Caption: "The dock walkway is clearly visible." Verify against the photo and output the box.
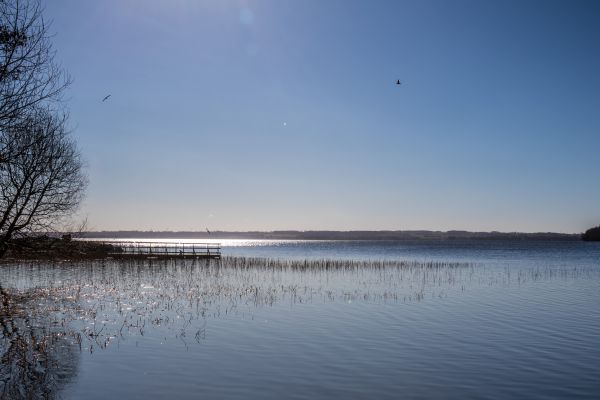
[105,241,221,259]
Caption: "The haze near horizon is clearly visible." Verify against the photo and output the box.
[46,0,600,233]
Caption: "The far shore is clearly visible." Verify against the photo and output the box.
[79,230,581,241]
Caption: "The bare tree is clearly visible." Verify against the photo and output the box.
[0,108,86,256]
[0,0,79,256]
[0,0,71,169]
[0,0,70,127]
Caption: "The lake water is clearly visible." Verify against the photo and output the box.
[1,239,599,399]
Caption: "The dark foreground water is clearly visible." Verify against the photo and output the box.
[1,239,599,399]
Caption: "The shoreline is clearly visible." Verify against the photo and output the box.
[78,230,581,241]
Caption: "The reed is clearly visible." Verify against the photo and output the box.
[1,255,597,398]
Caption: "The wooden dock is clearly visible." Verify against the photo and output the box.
[104,241,221,259]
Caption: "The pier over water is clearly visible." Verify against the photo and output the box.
[104,241,221,259]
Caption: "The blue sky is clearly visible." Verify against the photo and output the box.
[46,0,599,233]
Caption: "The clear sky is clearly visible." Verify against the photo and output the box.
[45,0,599,233]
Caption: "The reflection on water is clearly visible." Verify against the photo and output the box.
[1,256,599,399]
[0,286,80,399]
[84,237,600,265]
[2,258,478,347]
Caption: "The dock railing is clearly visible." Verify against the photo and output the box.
[103,241,221,259]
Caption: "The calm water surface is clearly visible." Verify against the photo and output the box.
[93,237,600,265]
[1,239,599,399]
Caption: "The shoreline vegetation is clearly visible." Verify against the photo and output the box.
[582,226,600,242]
[0,236,118,261]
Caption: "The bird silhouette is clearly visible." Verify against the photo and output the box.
[396,80,401,85]
[206,228,211,235]
[102,94,111,102]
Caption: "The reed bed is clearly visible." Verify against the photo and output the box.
[1,256,598,399]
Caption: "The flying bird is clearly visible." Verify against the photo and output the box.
[102,94,111,102]
[206,228,211,235]
[396,80,401,85]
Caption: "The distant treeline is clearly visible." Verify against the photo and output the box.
[582,226,600,242]
[79,230,580,241]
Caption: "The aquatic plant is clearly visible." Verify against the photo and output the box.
[1,256,597,399]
